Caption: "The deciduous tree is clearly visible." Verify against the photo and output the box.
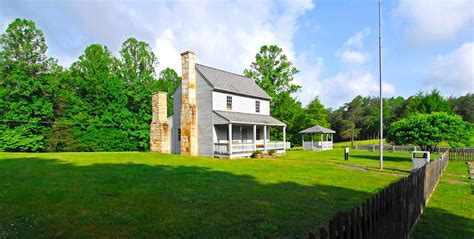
[387,112,471,152]
[0,18,58,151]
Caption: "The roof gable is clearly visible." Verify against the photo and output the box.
[195,64,271,100]
[299,125,336,134]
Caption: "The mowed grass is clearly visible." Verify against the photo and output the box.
[411,162,474,238]
[281,148,417,175]
[0,151,403,238]
[333,139,386,148]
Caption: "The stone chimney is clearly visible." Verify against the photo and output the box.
[180,50,198,156]
[150,92,170,153]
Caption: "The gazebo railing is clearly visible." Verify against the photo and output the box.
[303,141,333,150]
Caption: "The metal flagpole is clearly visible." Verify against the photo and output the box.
[378,0,384,170]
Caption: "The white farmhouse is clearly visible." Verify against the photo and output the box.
[150,51,289,158]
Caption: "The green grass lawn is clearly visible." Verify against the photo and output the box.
[0,151,402,237]
[333,139,386,148]
[411,162,474,239]
[281,148,418,175]
[334,134,474,148]
[0,150,470,237]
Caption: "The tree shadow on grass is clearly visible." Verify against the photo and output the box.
[349,154,413,174]
[0,157,372,238]
[411,207,474,239]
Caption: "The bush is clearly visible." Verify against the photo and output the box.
[253,149,263,155]
[268,149,277,155]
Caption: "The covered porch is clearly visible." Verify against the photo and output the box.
[299,125,336,151]
[213,111,290,158]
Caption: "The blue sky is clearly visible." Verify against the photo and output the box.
[1,0,473,108]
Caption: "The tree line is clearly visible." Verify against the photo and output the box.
[0,19,180,152]
[1,18,472,152]
[328,90,473,143]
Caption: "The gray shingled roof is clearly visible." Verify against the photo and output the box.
[196,64,272,100]
[299,125,336,134]
[213,111,286,126]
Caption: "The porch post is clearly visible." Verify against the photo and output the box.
[283,126,286,151]
[228,123,233,155]
[311,133,314,149]
[239,126,243,143]
[253,125,257,151]
[263,125,267,152]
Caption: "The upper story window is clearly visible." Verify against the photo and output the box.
[255,100,260,113]
[226,95,232,110]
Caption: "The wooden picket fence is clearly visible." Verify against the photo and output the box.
[448,148,474,161]
[308,150,449,239]
[354,144,473,157]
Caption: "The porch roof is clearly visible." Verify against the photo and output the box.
[299,125,336,134]
[213,110,286,126]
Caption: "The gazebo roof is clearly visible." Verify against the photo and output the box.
[299,125,336,134]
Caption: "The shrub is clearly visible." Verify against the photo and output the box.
[253,149,263,155]
[268,149,277,155]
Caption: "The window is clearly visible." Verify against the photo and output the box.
[256,128,261,140]
[255,100,260,113]
[226,95,232,110]
[178,128,181,142]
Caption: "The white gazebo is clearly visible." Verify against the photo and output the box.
[299,125,336,151]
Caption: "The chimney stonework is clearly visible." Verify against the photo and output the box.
[180,51,198,156]
[150,92,170,153]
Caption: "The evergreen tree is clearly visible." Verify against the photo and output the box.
[304,97,330,128]
[449,93,474,123]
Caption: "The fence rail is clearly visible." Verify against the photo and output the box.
[354,144,472,156]
[448,148,474,161]
[308,150,449,239]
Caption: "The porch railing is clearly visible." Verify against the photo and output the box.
[257,141,291,151]
[214,141,290,155]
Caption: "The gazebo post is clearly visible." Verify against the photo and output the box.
[301,134,304,149]
[311,134,314,150]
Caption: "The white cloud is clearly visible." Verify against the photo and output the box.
[336,28,371,64]
[344,27,371,49]
[294,53,324,104]
[395,0,474,45]
[426,42,474,95]
[338,50,371,65]
[1,0,314,74]
[154,29,181,73]
[312,27,394,108]
[316,71,395,108]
